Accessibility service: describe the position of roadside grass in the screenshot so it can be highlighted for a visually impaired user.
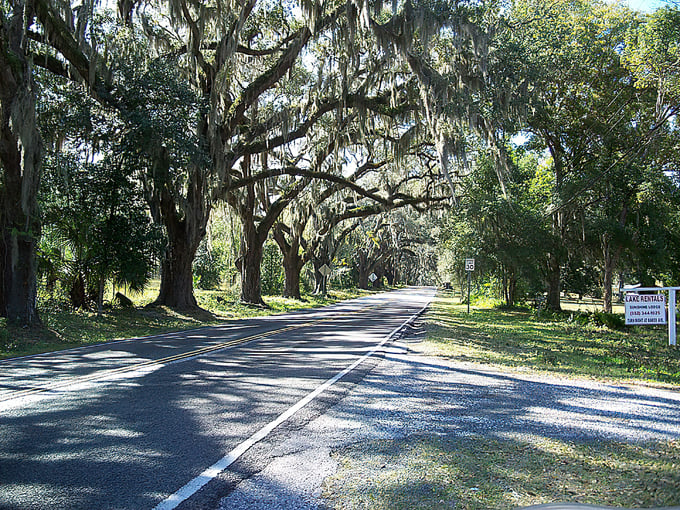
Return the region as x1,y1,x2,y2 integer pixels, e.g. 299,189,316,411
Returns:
422,292,680,385
0,286,370,360
322,435,680,510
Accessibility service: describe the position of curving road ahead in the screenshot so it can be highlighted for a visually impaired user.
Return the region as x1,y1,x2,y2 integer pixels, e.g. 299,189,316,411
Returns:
0,287,434,510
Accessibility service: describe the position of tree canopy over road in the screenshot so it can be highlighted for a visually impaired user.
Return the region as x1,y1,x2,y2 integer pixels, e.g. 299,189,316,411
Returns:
1,0,679,326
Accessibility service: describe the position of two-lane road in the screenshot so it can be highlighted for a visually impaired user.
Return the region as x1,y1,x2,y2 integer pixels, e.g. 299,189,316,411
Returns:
0,287,434,510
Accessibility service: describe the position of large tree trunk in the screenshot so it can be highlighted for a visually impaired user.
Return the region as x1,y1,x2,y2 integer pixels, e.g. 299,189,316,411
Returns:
385,267,395,286
0,14,42,326
601,235,623,314
0,241,5,315
230,153,308,306
154,215,204,309
155,240,199,309
239,242,265,305
358,269,370,290
602,200,628,313
153,189,208,309
544,140,565,312
602,247,613,313
273,226,305,300
282,254,303,299
2,226,40,325
371,266,385,289
237,208,266,305
546,252,562,311
546,210,563,311
312,255,329,295
355,250,370,289
504,268,517,307
601,231,613,313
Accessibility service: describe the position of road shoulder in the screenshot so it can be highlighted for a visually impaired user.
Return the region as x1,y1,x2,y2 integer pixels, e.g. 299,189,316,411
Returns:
217,319,680,510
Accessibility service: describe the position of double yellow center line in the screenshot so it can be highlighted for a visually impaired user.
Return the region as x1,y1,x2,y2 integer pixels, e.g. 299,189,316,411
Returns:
1,304,378,404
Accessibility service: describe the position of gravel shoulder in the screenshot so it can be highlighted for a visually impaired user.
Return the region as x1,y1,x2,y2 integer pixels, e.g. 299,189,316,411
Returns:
217,321,680,510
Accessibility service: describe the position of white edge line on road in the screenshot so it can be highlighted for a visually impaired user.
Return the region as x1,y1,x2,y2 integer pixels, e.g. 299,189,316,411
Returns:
152,300,430,510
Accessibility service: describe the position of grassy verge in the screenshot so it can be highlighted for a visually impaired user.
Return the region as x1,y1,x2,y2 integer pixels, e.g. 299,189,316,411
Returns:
322,435,680,510
422,291,680,385
0,287,370,360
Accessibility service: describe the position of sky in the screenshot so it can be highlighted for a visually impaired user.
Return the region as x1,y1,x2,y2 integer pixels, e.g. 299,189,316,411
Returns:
618,0,676,12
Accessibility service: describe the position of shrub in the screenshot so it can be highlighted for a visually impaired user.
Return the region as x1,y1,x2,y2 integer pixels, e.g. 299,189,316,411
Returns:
591,311,626,330
193,241,228,290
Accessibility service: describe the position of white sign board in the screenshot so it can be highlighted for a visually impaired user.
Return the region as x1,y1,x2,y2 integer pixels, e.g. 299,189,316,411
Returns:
319,264,332,277
625,293,666,325
465,258,475,272
369,272,378,282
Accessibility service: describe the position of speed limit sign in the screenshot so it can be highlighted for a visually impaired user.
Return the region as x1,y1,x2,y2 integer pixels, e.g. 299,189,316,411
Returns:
465,258,475,271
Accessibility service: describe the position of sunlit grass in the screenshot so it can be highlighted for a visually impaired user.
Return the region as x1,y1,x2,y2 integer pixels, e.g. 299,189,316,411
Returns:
322,435,680,510
421,292,680,385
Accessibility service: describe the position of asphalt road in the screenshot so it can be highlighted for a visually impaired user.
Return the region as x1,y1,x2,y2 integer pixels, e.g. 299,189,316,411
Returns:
0,287,434,510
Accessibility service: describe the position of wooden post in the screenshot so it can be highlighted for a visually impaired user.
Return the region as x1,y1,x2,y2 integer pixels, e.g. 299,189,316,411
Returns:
669,289,676,346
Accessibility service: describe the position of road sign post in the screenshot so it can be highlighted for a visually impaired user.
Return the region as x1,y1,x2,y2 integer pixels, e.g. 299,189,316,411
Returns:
671,289,677,346
465,258,475,314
